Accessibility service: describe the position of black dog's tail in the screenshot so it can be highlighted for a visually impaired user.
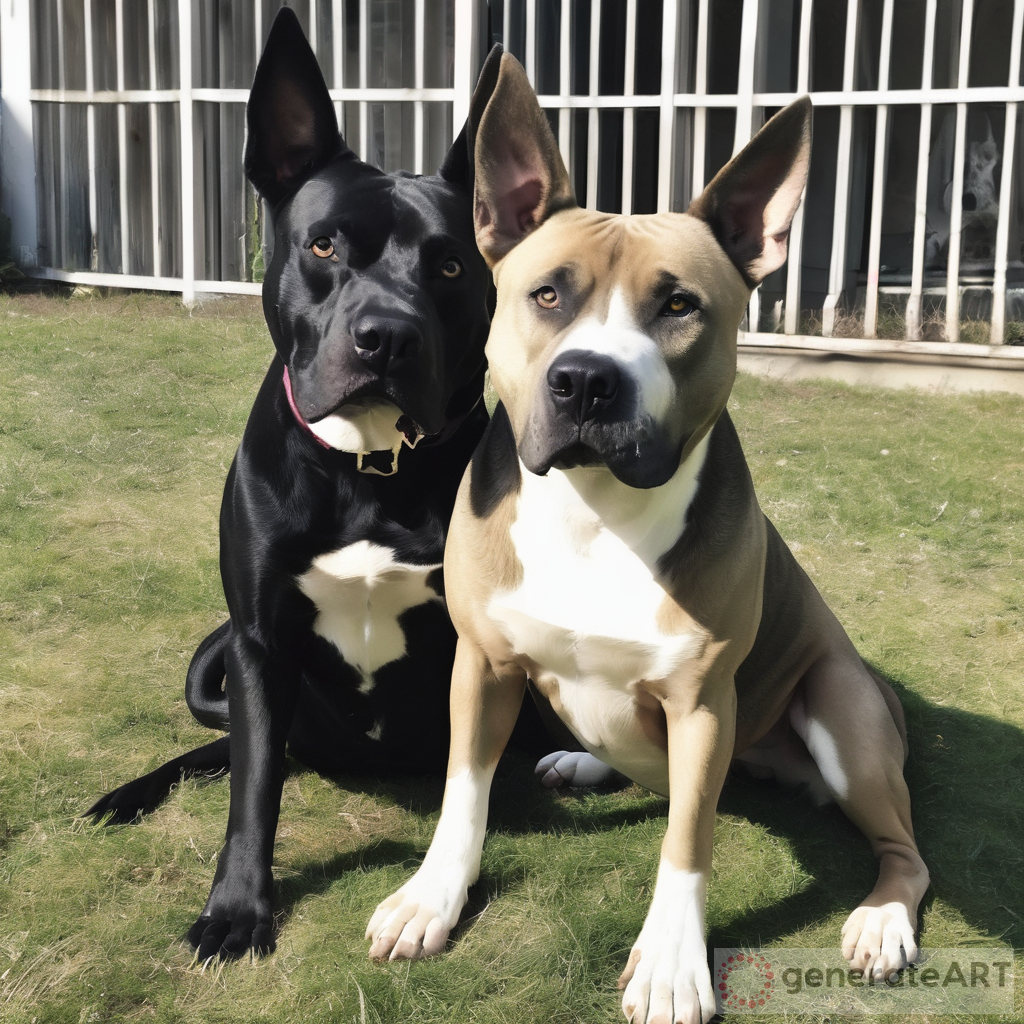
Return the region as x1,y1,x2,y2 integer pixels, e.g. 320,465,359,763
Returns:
85,735,230,824
86,623,234,824
185,620,231,730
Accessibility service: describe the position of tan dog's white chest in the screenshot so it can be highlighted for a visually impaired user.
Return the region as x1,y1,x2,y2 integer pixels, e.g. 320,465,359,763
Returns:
488,443,709,790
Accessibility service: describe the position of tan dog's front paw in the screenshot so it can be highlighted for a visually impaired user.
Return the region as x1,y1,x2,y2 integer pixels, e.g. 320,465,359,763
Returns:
365,874,464,961
841,901,918,981
617,939,715,1024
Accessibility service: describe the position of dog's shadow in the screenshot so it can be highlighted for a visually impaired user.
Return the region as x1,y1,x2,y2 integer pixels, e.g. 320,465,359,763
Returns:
272,673,1023,954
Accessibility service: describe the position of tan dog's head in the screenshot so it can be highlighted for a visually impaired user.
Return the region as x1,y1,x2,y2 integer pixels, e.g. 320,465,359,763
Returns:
469,48,810,489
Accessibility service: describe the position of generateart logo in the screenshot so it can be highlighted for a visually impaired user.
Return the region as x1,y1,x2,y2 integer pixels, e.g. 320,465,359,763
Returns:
713,948,1014,1015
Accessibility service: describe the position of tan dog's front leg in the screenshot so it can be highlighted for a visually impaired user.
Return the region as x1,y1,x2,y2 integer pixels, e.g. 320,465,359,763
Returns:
618,683,735,1024
366,639,525,960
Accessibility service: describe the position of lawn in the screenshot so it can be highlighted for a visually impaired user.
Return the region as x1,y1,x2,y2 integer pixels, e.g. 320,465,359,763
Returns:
0,291,1021,1024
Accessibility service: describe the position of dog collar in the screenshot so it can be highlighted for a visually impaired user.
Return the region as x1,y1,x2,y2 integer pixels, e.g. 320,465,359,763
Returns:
282,365,483,462
282,365,332,449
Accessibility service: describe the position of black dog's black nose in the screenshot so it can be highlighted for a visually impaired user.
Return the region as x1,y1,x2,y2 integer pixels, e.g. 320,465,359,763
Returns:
354,316,423,373
546,351,620,423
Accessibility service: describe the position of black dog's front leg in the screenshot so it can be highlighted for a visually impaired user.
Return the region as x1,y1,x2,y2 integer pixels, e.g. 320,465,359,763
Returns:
187,630,299,960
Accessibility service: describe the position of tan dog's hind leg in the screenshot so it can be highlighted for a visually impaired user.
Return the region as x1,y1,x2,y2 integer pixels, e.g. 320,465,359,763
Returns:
618,683,735,1024
792,647,929,981
366,639,526,960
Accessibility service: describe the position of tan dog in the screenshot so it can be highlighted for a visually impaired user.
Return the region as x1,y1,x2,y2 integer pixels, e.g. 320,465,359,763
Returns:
366,49,929,1024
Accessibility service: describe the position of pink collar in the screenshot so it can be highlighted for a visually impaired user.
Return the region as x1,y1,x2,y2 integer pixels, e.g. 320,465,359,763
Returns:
282,365,331,449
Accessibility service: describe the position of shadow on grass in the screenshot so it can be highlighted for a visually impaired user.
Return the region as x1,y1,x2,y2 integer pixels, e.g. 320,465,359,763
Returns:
710,670,1024,952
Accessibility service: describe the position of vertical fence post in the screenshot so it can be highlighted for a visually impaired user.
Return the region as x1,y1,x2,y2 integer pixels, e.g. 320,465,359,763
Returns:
0,0,38,267
453,0,480,137
657,0,679,212
179,0,195,305
990,0,1024,345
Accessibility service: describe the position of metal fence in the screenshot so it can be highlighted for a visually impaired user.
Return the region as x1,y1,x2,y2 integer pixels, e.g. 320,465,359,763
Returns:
1,0,1023,357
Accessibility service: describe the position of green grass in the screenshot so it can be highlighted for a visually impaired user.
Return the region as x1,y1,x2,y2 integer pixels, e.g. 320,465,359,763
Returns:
0,291,1021,1024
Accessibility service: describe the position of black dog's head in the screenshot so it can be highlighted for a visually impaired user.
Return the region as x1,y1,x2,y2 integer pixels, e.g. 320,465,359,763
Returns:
246,9,491,473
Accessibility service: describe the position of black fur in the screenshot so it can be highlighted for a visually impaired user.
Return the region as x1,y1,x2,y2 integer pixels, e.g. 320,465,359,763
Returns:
469,401,521,519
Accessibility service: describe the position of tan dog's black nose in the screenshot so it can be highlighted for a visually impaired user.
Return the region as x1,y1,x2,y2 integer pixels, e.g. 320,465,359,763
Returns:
354,316,423,373
546,351,620,424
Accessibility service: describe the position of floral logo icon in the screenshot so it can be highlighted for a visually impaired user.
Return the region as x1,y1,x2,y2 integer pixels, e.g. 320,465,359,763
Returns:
717,951,775,1010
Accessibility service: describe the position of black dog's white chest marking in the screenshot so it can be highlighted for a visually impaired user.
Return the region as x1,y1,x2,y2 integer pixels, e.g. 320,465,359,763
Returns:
297,541,442,692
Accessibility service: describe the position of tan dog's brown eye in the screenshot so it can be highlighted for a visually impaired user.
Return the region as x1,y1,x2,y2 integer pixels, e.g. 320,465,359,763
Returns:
441,259,462,278
311,236,334,258
534,286,559,309
663,293,694,317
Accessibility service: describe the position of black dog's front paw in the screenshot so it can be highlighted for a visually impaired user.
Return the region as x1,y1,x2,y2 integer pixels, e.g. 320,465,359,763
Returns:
187,901,276,961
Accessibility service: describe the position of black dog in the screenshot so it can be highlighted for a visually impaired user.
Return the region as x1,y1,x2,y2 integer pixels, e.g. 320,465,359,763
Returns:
88,9,499,961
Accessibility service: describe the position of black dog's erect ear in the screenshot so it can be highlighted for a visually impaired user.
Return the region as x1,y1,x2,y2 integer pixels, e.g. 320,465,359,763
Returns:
688,97,812,287
244,7,348,205
469,47,575,267
438,120,472,190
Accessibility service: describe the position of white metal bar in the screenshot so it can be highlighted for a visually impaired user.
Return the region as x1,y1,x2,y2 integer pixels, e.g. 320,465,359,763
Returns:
359,0,368,160
736,0,760,329
28,266,262,295
739,327,1024,360
863,0,895,337
453,0,478,143
0,0,38,266
691,0,709,198
116,0,130,275
783,0,814,335
945,0,975,342
559,0,572,171
178,0,195,306
33,84,1024,107
990,0,1024,344
503,0,511,52
414,0,425,172
525,0,536,86
255,2,262,56
148,0,161,277
657,0,679,210
822,0,860,337
309,0,319,56
733,0,759,154
333,0,343,130
621,0,636,214
586,0,601,209
906,0,938,339
84,0,99,270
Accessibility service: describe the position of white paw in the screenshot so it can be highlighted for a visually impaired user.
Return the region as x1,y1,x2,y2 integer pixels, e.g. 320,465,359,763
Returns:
841,901,919,981
617,866,714,1024
618,937,715,1024
534,750,618,788
365,869,467,961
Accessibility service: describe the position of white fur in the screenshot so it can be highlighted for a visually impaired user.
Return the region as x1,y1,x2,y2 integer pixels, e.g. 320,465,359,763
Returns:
308,398,411,453
489,437,710,795
369,766,494,958
554,287,675,422
796,714,849,801
297,540,441,692
621,862,716,1024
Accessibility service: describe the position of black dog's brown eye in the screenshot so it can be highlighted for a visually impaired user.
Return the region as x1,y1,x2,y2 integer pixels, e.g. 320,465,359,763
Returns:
663,293,694,317
441,259,462,279
534,286,559,309
311,236,334,258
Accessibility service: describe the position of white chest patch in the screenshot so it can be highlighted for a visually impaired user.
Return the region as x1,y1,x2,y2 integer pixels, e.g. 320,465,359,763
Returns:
297,540,442,692
487,441,709,782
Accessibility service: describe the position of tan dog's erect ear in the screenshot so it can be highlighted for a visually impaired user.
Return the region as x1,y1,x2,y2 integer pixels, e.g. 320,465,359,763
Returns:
468,48,576,266
688,97,812,287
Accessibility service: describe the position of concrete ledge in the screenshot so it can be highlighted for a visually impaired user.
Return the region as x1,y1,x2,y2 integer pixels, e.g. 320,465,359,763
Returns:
738,338,1024,397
